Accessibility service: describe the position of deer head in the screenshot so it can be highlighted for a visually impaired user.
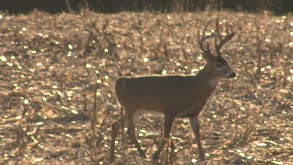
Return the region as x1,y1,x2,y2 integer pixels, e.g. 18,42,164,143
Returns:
198,19,236,79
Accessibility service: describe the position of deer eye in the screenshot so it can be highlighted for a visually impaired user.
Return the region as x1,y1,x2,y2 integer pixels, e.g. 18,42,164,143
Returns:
216,63,222,68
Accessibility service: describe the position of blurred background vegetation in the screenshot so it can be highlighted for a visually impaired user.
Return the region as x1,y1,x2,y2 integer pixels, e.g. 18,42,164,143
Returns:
0,0,292,15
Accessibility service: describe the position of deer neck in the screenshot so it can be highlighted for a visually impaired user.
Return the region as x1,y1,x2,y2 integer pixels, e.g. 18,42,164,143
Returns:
196,65,219,91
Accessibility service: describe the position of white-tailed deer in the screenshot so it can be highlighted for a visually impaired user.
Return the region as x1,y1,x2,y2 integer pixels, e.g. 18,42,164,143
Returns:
109,19,236,162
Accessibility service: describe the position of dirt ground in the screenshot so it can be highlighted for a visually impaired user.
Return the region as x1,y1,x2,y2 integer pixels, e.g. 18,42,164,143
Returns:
0,10,292,164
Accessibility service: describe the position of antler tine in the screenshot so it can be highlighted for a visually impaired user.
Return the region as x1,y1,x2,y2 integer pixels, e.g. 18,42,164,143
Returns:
197,20,211,47
215,18,220,37
215,21,235,56
198,20,217,56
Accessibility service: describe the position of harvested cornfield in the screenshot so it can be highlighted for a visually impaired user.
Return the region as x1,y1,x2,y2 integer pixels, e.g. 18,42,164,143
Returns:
0,10,292,164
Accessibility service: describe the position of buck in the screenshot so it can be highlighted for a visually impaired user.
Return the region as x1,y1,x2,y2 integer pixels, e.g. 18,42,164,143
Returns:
109,19,236,162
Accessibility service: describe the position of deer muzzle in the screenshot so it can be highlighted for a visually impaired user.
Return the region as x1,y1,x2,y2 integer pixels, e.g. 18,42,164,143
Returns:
228,71,236,78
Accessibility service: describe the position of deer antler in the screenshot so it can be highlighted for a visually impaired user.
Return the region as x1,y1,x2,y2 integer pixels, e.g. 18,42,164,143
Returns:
198,19,235,58
198,20,217,58
214,19,235,56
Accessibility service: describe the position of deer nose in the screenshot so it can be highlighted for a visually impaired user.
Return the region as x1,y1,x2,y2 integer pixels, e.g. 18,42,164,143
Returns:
229,72,236,78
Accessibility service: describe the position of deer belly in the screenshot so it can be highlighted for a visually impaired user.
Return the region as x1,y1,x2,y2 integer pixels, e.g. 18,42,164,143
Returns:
177,103,206,118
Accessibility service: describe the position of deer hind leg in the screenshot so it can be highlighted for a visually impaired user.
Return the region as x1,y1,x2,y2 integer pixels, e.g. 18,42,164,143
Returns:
189,116,205,161
109,108,129,162
126,110,146,158
152,113,175,160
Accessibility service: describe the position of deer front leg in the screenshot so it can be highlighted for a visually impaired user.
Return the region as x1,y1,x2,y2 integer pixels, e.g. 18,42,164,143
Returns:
189,116,205,161
152,113,175,160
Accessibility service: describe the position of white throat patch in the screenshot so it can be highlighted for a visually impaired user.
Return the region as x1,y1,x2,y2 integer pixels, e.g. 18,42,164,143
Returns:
209,78,219,88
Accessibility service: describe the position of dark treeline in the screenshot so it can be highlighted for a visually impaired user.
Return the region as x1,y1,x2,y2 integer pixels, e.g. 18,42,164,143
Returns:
0,0,292,15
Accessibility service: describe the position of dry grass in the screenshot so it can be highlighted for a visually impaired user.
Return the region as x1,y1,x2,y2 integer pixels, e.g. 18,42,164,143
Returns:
0,10,292,164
